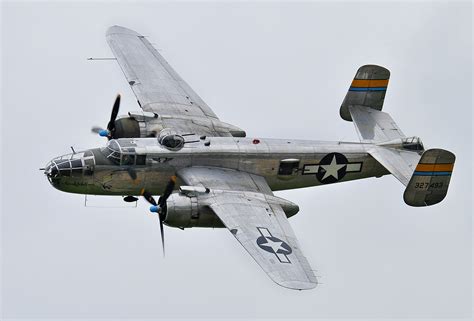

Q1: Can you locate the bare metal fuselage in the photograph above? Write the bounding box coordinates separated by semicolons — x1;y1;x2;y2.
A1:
47;137;388;197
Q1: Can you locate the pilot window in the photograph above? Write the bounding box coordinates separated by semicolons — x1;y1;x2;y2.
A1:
101;140;122;164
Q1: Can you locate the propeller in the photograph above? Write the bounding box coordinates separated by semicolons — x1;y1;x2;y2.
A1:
141;176;177;256
91;94;121;139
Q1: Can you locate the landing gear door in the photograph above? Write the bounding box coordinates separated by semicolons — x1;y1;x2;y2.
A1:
278;159;300;179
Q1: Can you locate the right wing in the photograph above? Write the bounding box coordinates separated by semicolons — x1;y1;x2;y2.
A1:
177;167;318;290
106;26;244;137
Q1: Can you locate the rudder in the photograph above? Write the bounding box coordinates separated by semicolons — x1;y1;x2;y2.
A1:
403;149;455;207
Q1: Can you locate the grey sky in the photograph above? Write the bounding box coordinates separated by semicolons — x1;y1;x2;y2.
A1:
1;1;472;320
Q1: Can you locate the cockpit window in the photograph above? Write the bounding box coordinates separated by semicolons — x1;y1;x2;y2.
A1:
101;140;122;164
100;139;144;166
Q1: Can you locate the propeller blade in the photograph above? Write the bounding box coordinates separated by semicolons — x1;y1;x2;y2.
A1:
141;189;157;206
148;198;166;257
141;179;175;258
107;94;121;132
158;216;165;256
91;126;104;134
159;176;176;207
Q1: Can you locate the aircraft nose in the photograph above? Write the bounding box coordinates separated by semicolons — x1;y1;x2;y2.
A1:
44;150;96;181
43;156;73;180
43;161;59;178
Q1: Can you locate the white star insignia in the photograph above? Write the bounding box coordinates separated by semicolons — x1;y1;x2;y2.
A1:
320;155;346;180
261;238;285;253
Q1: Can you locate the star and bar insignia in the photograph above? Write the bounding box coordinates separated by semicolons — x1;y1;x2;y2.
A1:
303;152;363;184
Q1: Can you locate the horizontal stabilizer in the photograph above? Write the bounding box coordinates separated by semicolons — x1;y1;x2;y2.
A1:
349;105;405;143
368;146;421;186
403;149;455;207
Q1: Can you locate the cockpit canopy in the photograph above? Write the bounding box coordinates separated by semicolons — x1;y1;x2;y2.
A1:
101;139;146;166
158;129;185;151
100;130;186;166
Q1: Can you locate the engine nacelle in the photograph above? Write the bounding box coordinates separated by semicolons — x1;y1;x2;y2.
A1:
164;192;300;229
164;193;223;229
113;117;141;138
112;111;160;139
112;110;246;139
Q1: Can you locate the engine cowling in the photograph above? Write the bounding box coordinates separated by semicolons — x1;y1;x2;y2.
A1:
164;193;223;229
111;111;246;139
113;117;141;138
163;192;300;229
111;111;160;139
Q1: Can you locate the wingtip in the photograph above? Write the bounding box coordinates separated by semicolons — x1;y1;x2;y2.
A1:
106;25;141;37
277;280;318;291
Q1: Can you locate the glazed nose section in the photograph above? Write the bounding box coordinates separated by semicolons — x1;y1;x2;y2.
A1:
44;154;80;178
43;151;95;181
43;161;59;178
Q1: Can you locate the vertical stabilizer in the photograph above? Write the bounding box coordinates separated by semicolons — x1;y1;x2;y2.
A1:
340;65;390;121
403;149;455;207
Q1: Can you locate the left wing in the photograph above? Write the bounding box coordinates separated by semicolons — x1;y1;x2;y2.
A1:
177;167;318;290
106;26;244;137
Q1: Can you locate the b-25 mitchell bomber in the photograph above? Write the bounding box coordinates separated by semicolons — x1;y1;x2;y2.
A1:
43;26;455;290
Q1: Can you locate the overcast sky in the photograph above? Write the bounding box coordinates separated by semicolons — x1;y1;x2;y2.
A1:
1;1;472;320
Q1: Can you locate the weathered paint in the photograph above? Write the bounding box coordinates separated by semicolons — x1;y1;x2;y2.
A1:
46;137;388;196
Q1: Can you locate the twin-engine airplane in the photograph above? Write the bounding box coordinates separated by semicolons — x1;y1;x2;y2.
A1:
43;26;455;290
